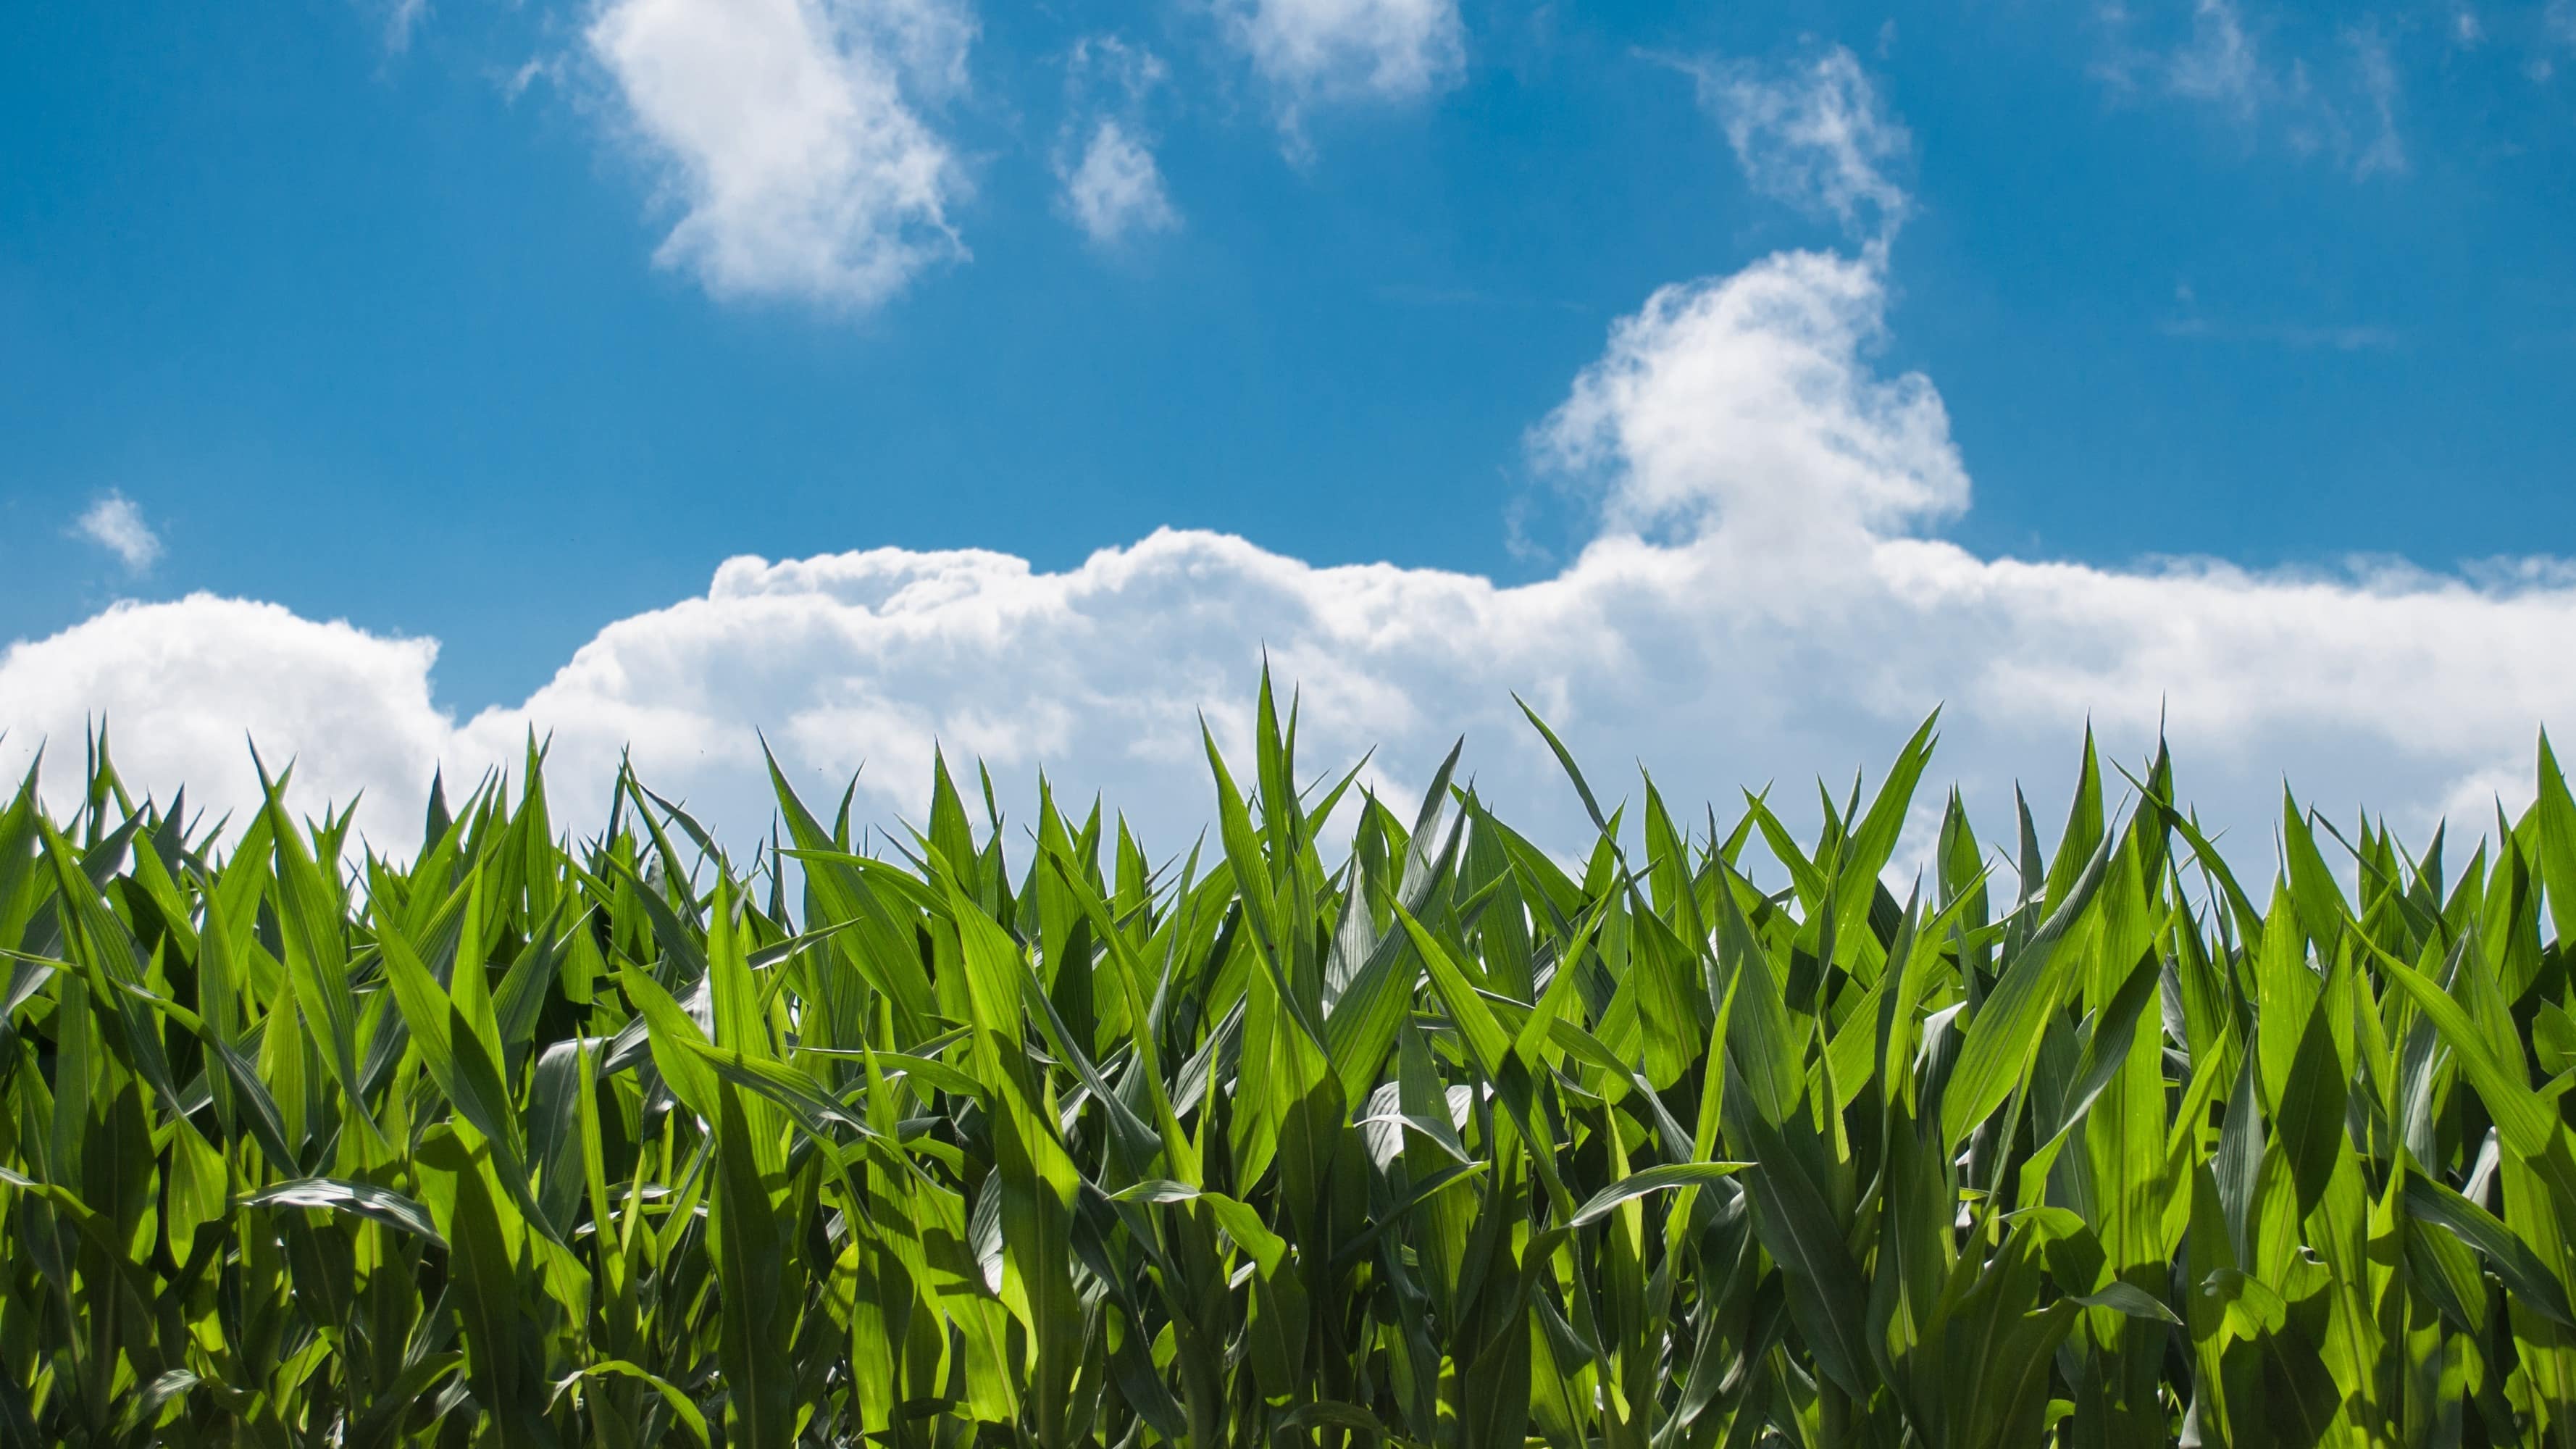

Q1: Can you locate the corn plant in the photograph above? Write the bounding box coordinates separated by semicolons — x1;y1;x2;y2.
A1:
7;680;2576;1448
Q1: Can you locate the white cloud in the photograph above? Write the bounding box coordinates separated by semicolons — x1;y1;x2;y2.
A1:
2099;0;2412;180
502;54;567;104
2347;22;2406;178
1534;249;1965;554
382;0;429;53
1219;0;1465;135
1684;44;1912;243
0;598;450;831
1054;37;1179;247
1067;32;1166;105
1058;120;1180;246
2167;0;2262;120
9;47;2570;869
74;493;164;574
587;0;972;309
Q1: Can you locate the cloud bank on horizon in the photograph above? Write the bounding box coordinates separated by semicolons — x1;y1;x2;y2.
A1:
7;41;2571;864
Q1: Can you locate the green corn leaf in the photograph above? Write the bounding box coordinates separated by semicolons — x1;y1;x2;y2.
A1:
1942;822;2116;1151
2404;1173;2576;1327
553;1361;714;1449
9;699;2576;1449
1566;1161;1752;1228
241;1177;446;1247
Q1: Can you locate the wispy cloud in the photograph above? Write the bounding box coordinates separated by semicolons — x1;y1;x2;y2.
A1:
1675;43;1912;247
2096;0;2413;180
2157;315;2401;351
382;0;428;53
2166;0;2262;120
1059;120;1179;246
2535;1;2576;79
73;493;163;574
2347;22;2406;177
499;52;566;104
1217;0;1465;146
1054;36;1179;248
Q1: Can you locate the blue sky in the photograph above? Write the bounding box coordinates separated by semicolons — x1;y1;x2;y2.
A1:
11;0;2574;706
5;0;2576;853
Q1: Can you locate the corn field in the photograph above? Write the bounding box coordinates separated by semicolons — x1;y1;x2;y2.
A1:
9;683;2576;1448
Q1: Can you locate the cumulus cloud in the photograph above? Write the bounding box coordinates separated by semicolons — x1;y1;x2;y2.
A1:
1534;249;1964;553
587;0;972;309
73;493;163;574
12;480;2574;872
0;598;449;829
1682;44;1912;244
7;46;2568;868
1219;0;1465;135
